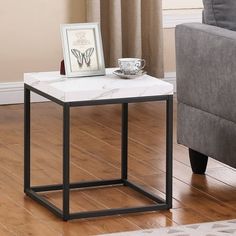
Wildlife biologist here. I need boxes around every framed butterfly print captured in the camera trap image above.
[61,23,105,77]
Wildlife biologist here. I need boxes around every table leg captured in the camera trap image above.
[63,103,70,221]
[166,95,173,208]
[23,90,173,220]
[24,86,31,192]
[121,103,128,181]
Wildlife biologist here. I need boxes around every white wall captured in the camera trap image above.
[0,0,86,83]
[163,0,203,73]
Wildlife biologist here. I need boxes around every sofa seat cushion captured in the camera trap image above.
[203,0,236,31]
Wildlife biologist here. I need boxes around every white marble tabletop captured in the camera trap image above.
[24,68,173,103]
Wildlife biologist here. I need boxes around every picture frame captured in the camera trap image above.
[61,23,105,78]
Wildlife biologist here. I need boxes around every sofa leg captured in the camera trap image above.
[189,149,208,174]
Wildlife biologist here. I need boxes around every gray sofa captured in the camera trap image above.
[176,3,236,174]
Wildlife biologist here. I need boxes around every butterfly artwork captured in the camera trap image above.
[71,48,95,68]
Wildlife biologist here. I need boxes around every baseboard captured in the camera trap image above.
[164,72,176,92]
[0,74,176,105]
[0,82,47,105]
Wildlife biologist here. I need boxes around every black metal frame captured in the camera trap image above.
[24,84,173,221]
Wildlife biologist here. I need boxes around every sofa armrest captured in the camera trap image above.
[176,23,236,123]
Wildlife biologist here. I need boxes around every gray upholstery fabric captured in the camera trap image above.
[178,102,236,168]
[202,10,205,24]
[176,23,236,124]
[176,23,236,169]
[203,0,236,31]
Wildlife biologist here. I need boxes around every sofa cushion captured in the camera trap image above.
[203,0,236,31]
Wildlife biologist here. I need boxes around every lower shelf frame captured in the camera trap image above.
[25,178,170,221]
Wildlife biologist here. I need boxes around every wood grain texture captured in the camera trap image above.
[0,98,235,236]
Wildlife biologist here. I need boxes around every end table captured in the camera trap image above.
[24,68,173,221]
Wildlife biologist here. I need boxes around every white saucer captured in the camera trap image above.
[113,70,147,79]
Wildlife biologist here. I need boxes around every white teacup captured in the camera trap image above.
[118,58,146,75]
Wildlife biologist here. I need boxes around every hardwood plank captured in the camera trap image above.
[0,224,15,236]
[124,212,177,229]
[162,208,211,225]
[0,193,59,236]
[138,174,236,220]
[172,160,236,205]
[81,186,154,209]
[0,147,136,236]
[82,217,141,234]
[0,99,235,236]
[207,167,236,188]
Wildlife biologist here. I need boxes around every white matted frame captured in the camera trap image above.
[61,23,105,78]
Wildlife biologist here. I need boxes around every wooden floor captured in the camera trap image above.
[0,99,235,236]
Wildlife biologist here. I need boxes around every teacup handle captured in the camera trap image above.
[135,59,146,70]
